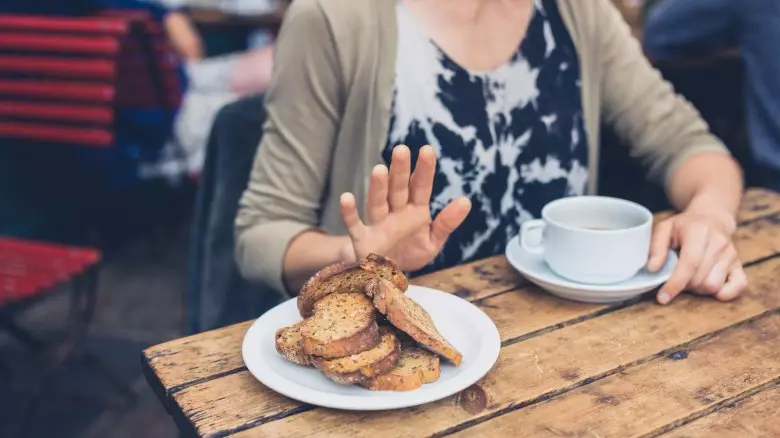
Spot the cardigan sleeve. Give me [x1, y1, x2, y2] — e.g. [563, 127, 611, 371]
[595, 0, 731, 190]
[234, 0, 343, 294]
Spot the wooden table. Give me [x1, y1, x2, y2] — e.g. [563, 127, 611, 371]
[144, 187, 780, 437]
[185, 6, 287, 31]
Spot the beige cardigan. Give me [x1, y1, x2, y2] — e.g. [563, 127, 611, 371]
[235, 0, 728, 294]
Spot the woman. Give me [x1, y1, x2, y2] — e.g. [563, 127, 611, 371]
[235, 0, 746, 305]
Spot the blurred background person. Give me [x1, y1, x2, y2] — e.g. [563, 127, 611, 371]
[643, 0, 780, 192]
[140, 0, 279, 180]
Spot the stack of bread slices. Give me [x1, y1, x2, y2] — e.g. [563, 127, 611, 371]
[275, 254, 462, 391]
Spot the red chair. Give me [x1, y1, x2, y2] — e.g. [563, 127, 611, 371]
[0, 237, 136, 437]
[0, 11, 183, 436]
[0, 12, 182, 147]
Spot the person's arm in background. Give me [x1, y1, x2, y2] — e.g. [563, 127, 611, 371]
[164, 10, 204, 61]
[594, 0, 746, 305]
[642, 0, 736, 60]
[101, 0, 204, 61]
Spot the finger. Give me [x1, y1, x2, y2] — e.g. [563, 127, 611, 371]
[339, 193, 367, 240]
[657, 225, 708, 305]
[366, 165, 390, 224]
[430, 197, 471, 246]
[647, 220, 673, 272]
[715, 263, 748, 302]
[388, 145, 411, 211]
[690, 235, 731, 291]
[409, 145, 437, 206]
[695, 254, 732, 296]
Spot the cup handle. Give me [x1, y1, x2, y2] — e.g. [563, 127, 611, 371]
[520, 220, 546, 255]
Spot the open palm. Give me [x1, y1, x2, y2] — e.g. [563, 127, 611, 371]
[339, 145, 472, 272]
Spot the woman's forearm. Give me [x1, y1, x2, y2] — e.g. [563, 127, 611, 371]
[667, 152, 743, 225]
[282, 231, 352, 294]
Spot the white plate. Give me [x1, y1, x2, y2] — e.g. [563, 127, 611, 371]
[505, 236, 678, 303]
[241, 286, 501, 411]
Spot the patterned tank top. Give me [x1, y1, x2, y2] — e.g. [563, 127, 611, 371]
[384, 0, 589, 274]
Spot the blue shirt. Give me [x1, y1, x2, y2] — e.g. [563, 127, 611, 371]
[385, 0, 588, 274]
[643, 0, 780, 174]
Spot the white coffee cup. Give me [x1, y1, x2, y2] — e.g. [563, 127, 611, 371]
[520, 196, 653, 284]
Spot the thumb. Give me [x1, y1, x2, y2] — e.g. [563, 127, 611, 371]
[647, 220, 673, 272]
[430, 197, 471, 246]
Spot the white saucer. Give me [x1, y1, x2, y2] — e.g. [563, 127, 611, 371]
[242, 286, 501, 411]
[505, 236, 678, 303]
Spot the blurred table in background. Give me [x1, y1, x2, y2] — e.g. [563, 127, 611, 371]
[185, 5, 286, 32]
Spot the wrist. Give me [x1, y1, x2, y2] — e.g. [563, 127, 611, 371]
[337, 237, 357, 264]
[684, 196, 737, 234]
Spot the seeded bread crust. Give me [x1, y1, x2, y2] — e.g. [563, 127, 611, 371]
[361, 254, 408, 292]
[300, 293, 380, 359]
[369, 278, 463, 366]
[361, 347, 440, 391]
[313, 328, 400, 385]
[381, 323, 417, 348]
[274, 321, 312, 366]
[297, 262, 365, 317]
[297, 254, 408, 318]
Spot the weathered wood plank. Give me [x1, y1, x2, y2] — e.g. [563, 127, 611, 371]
[172, 372, 305, 438]
[454, 314, 780, 438]
[142, 187, 780, 437]
[145, 210, 780, 402]
[412, 256, 525, 301]
[143, 321, 253, 398]
[475, 287, 606, 343]
[738, 187, 780, 222]
[162, 211, 780, 437]
[661, 385, 780, 438]
[143, 189, 777, 398]
[732, 215, 780, 263]
[225, 257, 780, 438]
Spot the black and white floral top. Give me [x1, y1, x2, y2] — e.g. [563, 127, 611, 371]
[384, 0, 589, 274]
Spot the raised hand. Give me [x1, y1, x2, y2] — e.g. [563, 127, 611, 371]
[338, 145, 472, 271]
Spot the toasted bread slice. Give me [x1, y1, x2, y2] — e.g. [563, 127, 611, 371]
[297, 254, 407, 318]
[382, 324, 417, 348]
[369, 278, 463, 366]
[300, 293, 380, 359]
[313, 328, 400, 385]
[361, 347, 440, 391]
[274, 321, 312, 366]
[361, 254, 408, 292]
